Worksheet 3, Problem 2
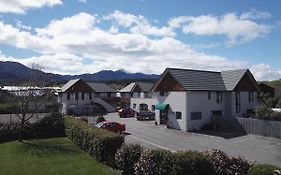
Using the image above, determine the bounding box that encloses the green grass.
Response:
[0,137,121,175]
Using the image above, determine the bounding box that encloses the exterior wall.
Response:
[155,91,188,131]
[186,91,225,131]
[231,91,259,118]
[131,95,157,112]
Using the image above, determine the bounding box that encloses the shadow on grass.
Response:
[17,138,81,156]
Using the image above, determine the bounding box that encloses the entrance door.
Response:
[160,109,168,124]
[211,110,222,130]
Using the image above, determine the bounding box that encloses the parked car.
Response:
[136,111,155,120]
[95,121,126,133]
[118,108,135,117]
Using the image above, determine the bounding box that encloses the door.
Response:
[160,109,168,124]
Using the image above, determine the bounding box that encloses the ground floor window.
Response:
[191,112,202,120]
[176,112,182,120]
[235,92,241,113]
[151,105,155,111]
[133,104,136,109]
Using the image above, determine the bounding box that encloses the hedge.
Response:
[64,116,124,166]
[0,113,65,143]
[247,164,281,175]
[0,113,96,141]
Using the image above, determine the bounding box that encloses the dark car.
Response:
[118,108,135,117]
[136,111,155,120]
[96,121,126,133]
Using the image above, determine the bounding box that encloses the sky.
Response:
[0,0,280,80]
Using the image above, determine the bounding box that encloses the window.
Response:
[160,92,168,96]
[84,93,89,100]
[235,92,241,113]
[67,92,70,100]
[89,93,92,99]
[95,93,100,97]
[81,93,84,100]
[70,93,76,100]
[208,91,211,100]
[151,105,155,111]
[176,112,182,120]
[248,91,254,103]
[191,112,202,120]
[216,91,222,103]
[133,104,136,109]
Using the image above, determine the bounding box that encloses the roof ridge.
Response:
[166,67,220,73]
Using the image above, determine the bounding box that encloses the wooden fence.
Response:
[234,117,281,138]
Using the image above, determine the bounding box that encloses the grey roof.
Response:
[221,69,248,91]
[167,68,226,91]
[155,68,253,91]
[119,82,154,92]
[61,79,80,92]
[119,82,136,93]
[87,82,116,93]
[137,82,154,92]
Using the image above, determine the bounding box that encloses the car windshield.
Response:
[95,122,104,128]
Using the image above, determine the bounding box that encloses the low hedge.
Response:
[133,149,214,175]
[115,144,143,175]
[247,164,281,175]
[64,116,124,166]
[0,113,65,143]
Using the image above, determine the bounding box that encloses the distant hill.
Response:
[0,61,159,85]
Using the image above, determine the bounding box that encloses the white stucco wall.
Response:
[59,92,92,114]
[131,94,157,112]
[186,91,225,131]
[155,91,188,131]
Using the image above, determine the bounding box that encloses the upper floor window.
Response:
[176,112,182,120]
[248,91,254,103]
[208,91,211,100]
[84,93,89,100]
[70,93,76,100]
[151,105,155,111]
[81,93,84,100]
[216,91,222,103]
[160,92,168,96]
[235,92,241,113]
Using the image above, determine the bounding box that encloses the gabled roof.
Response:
[221,69,248,91]
[119,82,154,92]
[119,82,136,93]
[86,82,116,93]
[60,79,80,92]
[152,68,259,91]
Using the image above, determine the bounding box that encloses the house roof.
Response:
[119,82,154,92]
[221,69,248,91]
[86,82,116,93]
[60,79,80,92]
[153,68,258,91]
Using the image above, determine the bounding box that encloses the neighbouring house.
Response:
[258,83,275,97]
[58,79,116,115]
[119,82,154,108]
[133,68,260,131]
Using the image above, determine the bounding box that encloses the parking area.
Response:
[99,112,281,166]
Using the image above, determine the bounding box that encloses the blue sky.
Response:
[0,0,280,80]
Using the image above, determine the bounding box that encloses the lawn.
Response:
[0,137,121,175]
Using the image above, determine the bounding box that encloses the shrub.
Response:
[64,116,124,166]
[247,164,281,175]
[173,151,215,175]
[203,149,253,175]
[134,149,174,175]
[255,106,273,120]
[96,115,106,124]
[270,112,281,121]
[34,113,65,138]
[115,144,143,175]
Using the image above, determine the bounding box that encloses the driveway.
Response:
[93,112,281,166]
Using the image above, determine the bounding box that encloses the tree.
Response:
[8,64,57,141]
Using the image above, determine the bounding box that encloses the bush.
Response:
[64,116,124,166]
[255,106,273,120]
[247,164,281,175]
[173,151,215,175]
[34,113,65,138]
[270,112,281,121]
[203,149,253,175]
[134,149,174,175]
[96,115,106,124]
[115,144,143,175]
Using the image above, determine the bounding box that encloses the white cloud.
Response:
[240,9,271,20]
[78,0,87,3]
[250,64,281,81]
[0,11,279,80]
[169,13,271,45]
[0,0,62,14]
[104,11,175,37]
[16,20,32,31]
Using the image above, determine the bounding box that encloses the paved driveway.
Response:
[93,112,281,166]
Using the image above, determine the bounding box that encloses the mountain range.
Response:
[0,61,159,85]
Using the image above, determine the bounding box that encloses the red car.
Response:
[96,121,126,133]
[118,108,135,117]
